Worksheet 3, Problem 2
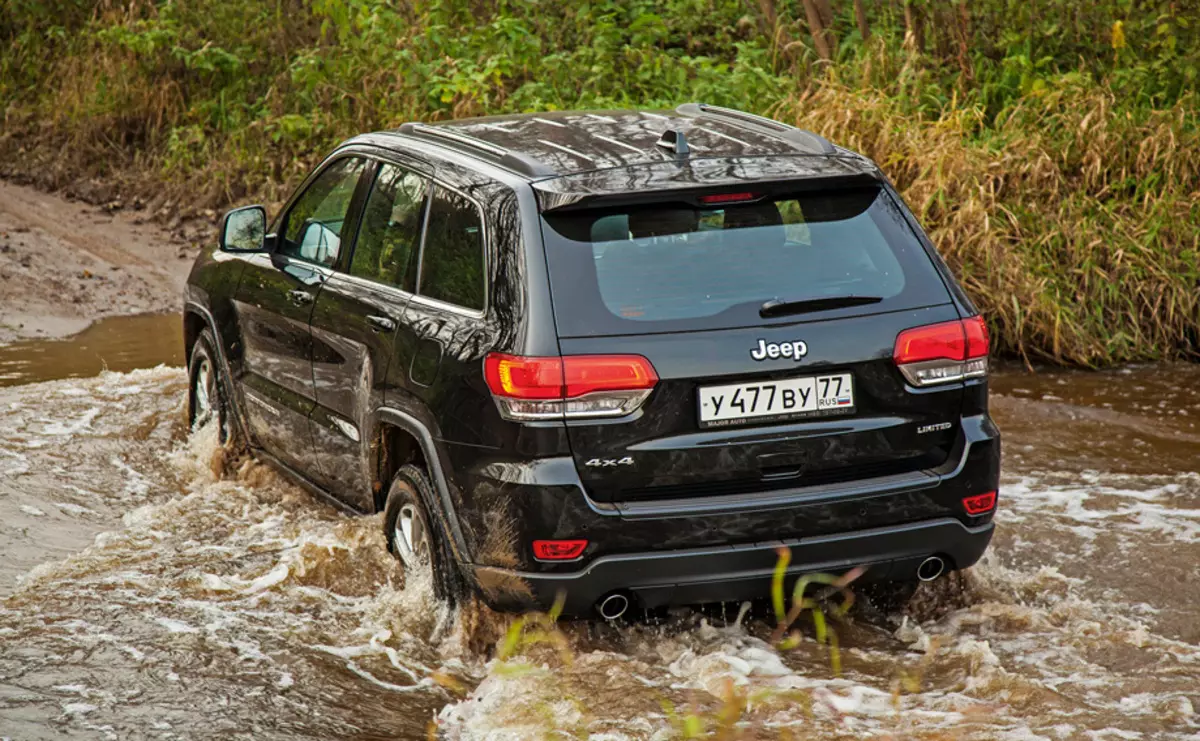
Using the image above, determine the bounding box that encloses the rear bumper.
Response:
[472,517,993,616]
[453,410,999,615]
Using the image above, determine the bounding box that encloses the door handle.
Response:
[287,289,314,306]
[367,314,396,333]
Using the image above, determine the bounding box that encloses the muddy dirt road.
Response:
[0,186,1197,739]
[0,180,194,344]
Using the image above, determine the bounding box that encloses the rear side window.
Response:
[350,163,429,290]
[418,186,485,311]
[540,187,949,336]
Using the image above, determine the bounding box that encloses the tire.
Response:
[187,328,239,446]
[383,464,463,604]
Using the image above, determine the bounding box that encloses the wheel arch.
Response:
[183,310,208,367]
[183,301,250,443]
[370,408,471,566]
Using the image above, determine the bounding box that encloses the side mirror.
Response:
[220,205,267,252]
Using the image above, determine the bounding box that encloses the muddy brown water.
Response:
[0,317,1197,739]
[0,314,183,388]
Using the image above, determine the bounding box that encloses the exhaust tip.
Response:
[917,555,946,582]
[597,592,631,621]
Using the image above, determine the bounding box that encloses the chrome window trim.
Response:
[408,290,485,319]
[245,251,336,283]
[330,270,413,304]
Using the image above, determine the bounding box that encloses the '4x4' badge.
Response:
[585,457,634,467]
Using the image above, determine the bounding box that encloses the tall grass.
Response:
[2,0,1198,364]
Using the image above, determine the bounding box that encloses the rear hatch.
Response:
[538,184,968,505]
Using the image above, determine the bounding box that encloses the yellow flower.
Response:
[1112,20,1127,51]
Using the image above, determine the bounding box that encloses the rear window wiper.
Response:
[759,295,884,318]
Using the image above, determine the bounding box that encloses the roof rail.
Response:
[397,122,558,178]
[676,103,836,155]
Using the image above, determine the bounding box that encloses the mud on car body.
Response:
[183,104,1000,618]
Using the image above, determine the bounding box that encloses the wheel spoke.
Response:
[193,359,214,427]
[393,501,433,576]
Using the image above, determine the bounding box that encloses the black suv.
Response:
[183,104,1000,618]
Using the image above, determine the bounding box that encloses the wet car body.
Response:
[183,104,1000,616]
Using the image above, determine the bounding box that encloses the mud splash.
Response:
[1,366,1198,739]
[0,370,471,738]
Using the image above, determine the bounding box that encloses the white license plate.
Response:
[698,373,854,427]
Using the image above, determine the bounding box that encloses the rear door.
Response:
[539,186,963,504]
[307,159,429,510]
[394,182,489,444]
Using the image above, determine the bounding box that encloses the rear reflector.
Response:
[698,192,760,204]
[484,353,658,421]
[893,316,989,387]
[962,491,997,515]
[532,539,588,561]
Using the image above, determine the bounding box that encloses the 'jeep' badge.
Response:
[750,339,808,361]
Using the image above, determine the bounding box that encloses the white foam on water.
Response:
[53,501,95,516]
[1002,473,1200,543]
[155,616,200,634]
[5,369,1199,739]
[39,407,100,436]
[438,543,1200,740]
[0,448,29,475]
[61,702,98,716]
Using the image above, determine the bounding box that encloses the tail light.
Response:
[532,539,588,561]
[962,491,997,515]
[484,353,658,421]
[893,316,989,387]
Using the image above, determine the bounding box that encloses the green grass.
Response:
[2,0,1198,365]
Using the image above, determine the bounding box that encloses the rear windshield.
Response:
[540,187,949,337]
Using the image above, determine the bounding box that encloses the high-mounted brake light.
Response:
[484,353,658,421]
[699,192,760,204]
[962,491,997,515]
[893,316,989,387]
[532,539,588,561]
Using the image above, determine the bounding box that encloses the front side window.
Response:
[280,157,366,268]
[349,163,429,290]
[418,186,485,311]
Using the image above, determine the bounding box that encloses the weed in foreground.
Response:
[463,550,945,738]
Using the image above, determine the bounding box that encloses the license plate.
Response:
[698,373,854,428]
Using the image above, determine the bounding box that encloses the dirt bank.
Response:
[0,180,200,344]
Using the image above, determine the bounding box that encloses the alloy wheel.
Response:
[192,357,216,429]
[393,502,432,577]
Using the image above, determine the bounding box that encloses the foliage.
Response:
[1,0,1198,364]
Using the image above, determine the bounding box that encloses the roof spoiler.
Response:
[535,170,882,212]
